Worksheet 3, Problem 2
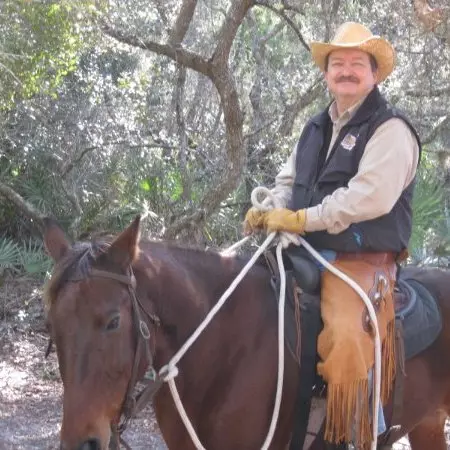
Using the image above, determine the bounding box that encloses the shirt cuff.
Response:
[305,205,327,232]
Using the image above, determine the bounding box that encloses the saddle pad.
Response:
[396,277,442,360]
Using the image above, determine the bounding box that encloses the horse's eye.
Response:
[106,315,120,331]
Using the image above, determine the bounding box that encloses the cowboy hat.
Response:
[310,22,396,82]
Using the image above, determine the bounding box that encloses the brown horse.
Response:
[43,216,450,450]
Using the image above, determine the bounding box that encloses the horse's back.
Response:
[401,266,450,309]
[396,266,450,449]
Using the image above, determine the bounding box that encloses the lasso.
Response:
[159,186,382,450]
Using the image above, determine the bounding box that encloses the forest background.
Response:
[0,0,449,277]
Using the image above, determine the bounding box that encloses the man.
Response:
[244,22,421,448]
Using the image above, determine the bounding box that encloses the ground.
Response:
[0,275,438,449]
[0,275,166,450]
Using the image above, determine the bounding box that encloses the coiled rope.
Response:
[158,186,381,450]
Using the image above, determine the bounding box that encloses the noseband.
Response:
[86,268,162,448]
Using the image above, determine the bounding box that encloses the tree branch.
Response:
[0,182,44,232]
[278,80,325,136]
[406,85,450,97]
[424,146,450,154]
[422,115,450,145]
[174,64,192,201]
[168,0,198,46]
[244,118,279,142]
[281,0,305,16]
[246,10,284,140]
[413,0,446,31]
[164,210,205,239]
[62,139,177,177]
[255,1,310,52]
[165,0,256,238]
[59,181,83,218]
[211,0,256,66]
[62,145,98,177]
[101,21,212,77]
[102,1,255,240]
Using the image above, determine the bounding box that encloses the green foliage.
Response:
[166,170,184,201]
[0,236,51,276]
[0,0,449,257]
[19,239,53,276]
[0,0,97,109]
[0,237,21,273]
[409,165,449,262]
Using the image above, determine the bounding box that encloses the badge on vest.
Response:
[341,133,358,151]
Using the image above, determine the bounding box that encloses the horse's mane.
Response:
[43,241,110,312]
[43,237,262,313]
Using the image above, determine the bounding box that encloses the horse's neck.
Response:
[137,243,237,333]
[136,243,271,367]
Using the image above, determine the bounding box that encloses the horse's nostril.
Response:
[78,438,101,450]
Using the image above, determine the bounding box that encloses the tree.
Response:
[0,0,448,262]
[0,0,96,108]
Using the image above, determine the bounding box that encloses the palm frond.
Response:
[0,236,20,272]
[409,167,448,263]
[19,238,53,276]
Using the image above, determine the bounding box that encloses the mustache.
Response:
[335,76,359,83]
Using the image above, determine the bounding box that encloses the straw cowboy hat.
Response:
[310,22,396,82]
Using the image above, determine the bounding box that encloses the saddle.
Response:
[379,269,442,447]
[265,248,442,450]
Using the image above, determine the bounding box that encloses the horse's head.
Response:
[43,216,149,450]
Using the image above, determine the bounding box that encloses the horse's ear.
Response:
[107,215,141,268]
[42,217,71,262]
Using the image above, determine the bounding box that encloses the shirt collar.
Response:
[328,95,368,125]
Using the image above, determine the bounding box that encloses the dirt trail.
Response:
[0,276,166,449]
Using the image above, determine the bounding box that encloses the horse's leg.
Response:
[407,410,447,450]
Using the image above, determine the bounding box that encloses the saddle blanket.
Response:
[396,274,442,360]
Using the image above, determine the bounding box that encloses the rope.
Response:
[220,235,251,255]
[159,232,275,382]
[158,185,381,450]
[159,231,285,450]
[251,187,381,450]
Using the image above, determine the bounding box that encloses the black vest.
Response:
[290,87,421,252]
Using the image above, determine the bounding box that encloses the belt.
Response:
[336,251,396,265]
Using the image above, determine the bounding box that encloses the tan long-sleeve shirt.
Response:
[271,100,420,235]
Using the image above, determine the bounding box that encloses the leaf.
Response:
[140,179,151,192]
[409,166,448,262]
[19,238,52,276]
[0,236,20,272]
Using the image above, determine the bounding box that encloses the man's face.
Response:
[324,49,377,104]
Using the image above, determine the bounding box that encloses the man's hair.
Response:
[324,53,378,72]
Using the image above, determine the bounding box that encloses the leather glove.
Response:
[243,207,267,234]
[263,208,307,234]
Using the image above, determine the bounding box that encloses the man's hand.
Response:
[243,207,267,235]
[263,208,307,234]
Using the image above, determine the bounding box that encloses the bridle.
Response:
[47,263,163,450]
[88,267,163,449]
